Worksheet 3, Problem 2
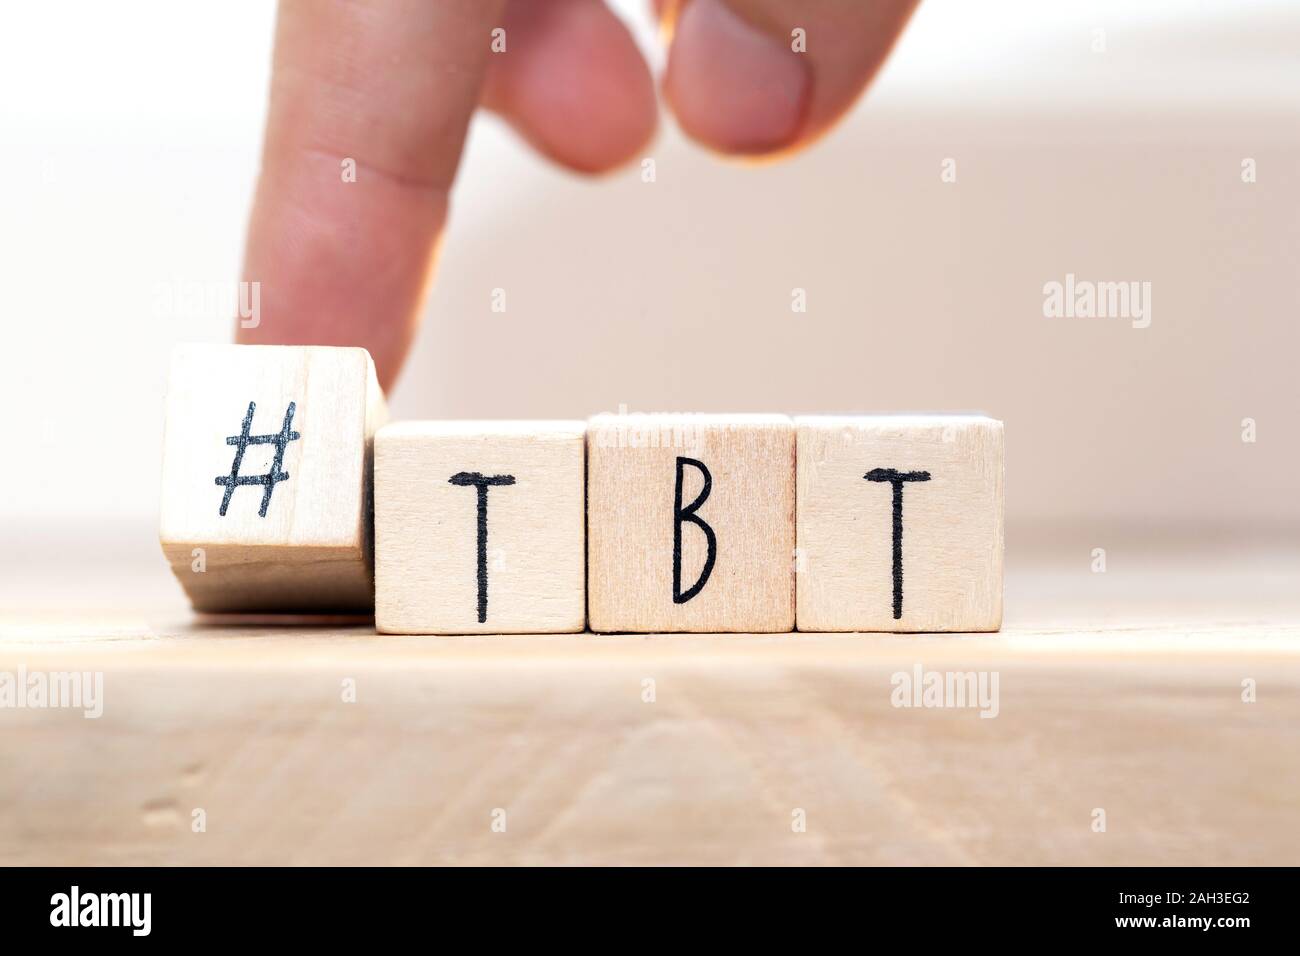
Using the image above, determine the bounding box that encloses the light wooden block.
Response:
[375,421,586,634]
[587,413,795,633]
[795,415,1004,632]
[159,344,387,613]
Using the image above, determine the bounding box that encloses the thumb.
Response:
[662,0,920,156]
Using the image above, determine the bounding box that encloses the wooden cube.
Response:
[375,421,586,634]
[587,414,795,633]
[795,415,1004,632]
[159,344,387,613]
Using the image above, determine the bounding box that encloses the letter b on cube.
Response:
[586,414,795,633]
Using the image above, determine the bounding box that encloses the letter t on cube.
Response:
[374,421,587,634]
[795,415,1004,632]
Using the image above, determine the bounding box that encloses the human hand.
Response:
[236,0,919,388]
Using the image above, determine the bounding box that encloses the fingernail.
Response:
[665,0,811,155]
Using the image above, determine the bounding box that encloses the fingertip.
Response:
[663,0,810,156]
[237,0,510,392]
[484,0,658,174]
[236,152,441,392]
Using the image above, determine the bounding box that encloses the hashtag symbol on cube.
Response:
[215,401,302,518]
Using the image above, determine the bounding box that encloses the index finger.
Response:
[236,0,506,389]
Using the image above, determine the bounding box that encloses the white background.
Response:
[1,0,1296,557]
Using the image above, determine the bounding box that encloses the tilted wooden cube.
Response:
[159,344,387,613]
[587,413,795,633]
[795,415,1004,632]
[375,421,586,634]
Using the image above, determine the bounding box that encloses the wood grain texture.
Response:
[587,414,795,633]
[375,421,586,634]
[158,344,387,613]
[1,619,1297,866]
[4,533,1300,865]
[796,416,1003,632]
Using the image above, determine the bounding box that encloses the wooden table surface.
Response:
[2,526,1297,865]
